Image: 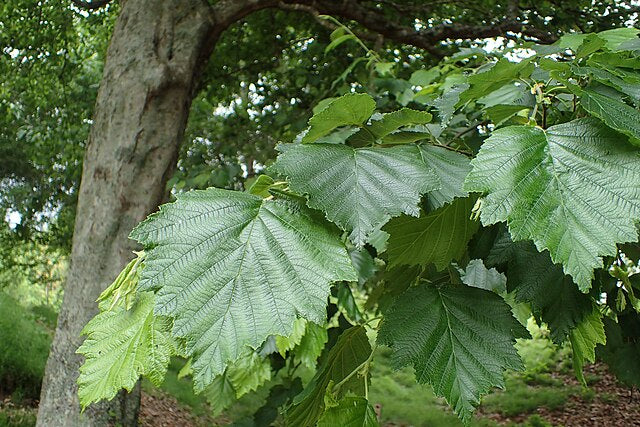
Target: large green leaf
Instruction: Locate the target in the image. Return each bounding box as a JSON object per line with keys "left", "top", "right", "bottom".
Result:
{"left": 227, "top": 349, "right": 272, "bottom": 397}
{"left": 287, "top": 326, "right": 372, "bottom": 426}
{"left": 273, "top": 144, "right": 443, "bottom": 246}
{"left": 569, "top": 308, "right": 605, "bottom": 386}
{"left": 490, "top": 236, "right": 594, "bottom": 344}
{"left": 303, "top": 93, "right": 376, "bottom": 143}
{"left": 384, "top": 196, "right": 479, "bottom": 270}
{"left": 378, "top": 284, "right": 525, "bottom": 424}
{"left": 465, "top": 118, "right": 640, "bottom": 290}
{"left": 318, "top": 397, "right": 379, "bottom": 427}
{"left": 77, "top": 292, "right": 172, "bottom": 408}
{"left": 130, "top": 188, "right": 356, "bottom": 390}
{"left": 579, "top": 88, "right": 640, "bottom": 146}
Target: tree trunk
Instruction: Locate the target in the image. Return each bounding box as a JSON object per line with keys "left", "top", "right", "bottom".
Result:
{"left": 37, "top": 0, "right": 216, "bottom": 424}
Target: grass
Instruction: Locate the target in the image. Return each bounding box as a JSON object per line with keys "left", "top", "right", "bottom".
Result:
{"left": 0, "top": 293, "right": 52, "bottom": 402}
{"left": 481, "top": 376, "right": 572, "bottom": 416}
{"left": 0, "top": 407, "right": 37, "bottom": 427}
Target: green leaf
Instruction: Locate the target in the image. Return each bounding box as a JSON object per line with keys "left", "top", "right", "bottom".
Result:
{"left": 419, "top": 144, "right": 471, "bottom": 210}
{"left": 378, "top": 284, "right": 525, "bottom": 424}
{"left": 579, "top": 88, "right": 640, "bottom": 146}
{"left": 432, "top": 83, "right": 469, "bottom": 124}
{"left": 325, "top": 34, "right": 357, "bottom": 54}
{"left": 460, "top": 259, "right": 507, "bottom": 293}
{"left": 492, "top": 237, "right": 594, "bottom": 344}
{"left": 569, "top": 309, "right": 605, "bottom": 386}
{"left": 227, "top": 349, "right": 272, "bottom": 397}
{"left": 303, "top": 94, "right": 376, "bottom": 143}
{"left": 275, "top": 318, "right": 307, "bottom": 357}
{"left": 410, "top": 68, "right": 440, "bottom": 86}
{"left": 77, "top": 292, "right": 173, "bottom": 408}
{"left": 572, "top": 66, "right": 640, "bottom": 105}
{"left": 484, "top": 105, "right": 529, "bottom": 127}
{"left": 597, "top": 316, "right": 640, "bottom": 387}
{"left": 293, "top": 320, "right": 329, "bottom": 369}
{"left": 273, "top": 143, "right": 441, "bottom": 246}
{"left": 287, "top": 326, "right": 372, "bottom": 426}
{"left": 458, "top": 59, "right": 533, "bottom": 105}
{"left": 598, "top": 28, "right": 640, "bottom": 51}
{"left": 96, "top": 251, "right": 145, "bottom": 311}
{"left": 205, "top": 372, "right": 236, "bottom": 416}
{"left": 465, "top": 118, "right": 640, "bottom": 290}
{"left": 589, "top": 51, "right": 640, "bottom": 70}
{"left": 349, "top": 108, "right": 432, "bottom": 146}
{"left": 318, "top": 396, "right": 380, "bottom": 427}
{"left": 384, "top": 196, "right": 479, "bottom": 270}
{"left": 130, "top": 188, "right": 356, "bottom": 390}
{"left": 337, "top": 282, "right": 363, "bottom": 322}
{"left": 477, "top": 83, "right": 533, "bottom": 108}
{"left": 349, "top": 247, "right": 377, "bottom": 285}
{"left": 247, "top": 174, "right": 275, "bottom": 197}
{"left": 369, "top": 108, "right": 433, "bottom": 141}
{"left": 576, "top": 34, "right": 606, "bottom": 59}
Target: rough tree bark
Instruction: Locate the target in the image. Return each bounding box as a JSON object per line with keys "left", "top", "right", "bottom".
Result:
{"left": 37, "top": 0, "right": 216, "bottom": 424}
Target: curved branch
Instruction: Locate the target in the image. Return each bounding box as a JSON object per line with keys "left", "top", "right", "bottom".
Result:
{"left": 277, "top": 0, "right": 556, "bottom": 56}
{"left": 209, "top": 0, "right": 557, "bottom": 60}
{"left": 71, "top": 0, "right": 113, "bottom": 10}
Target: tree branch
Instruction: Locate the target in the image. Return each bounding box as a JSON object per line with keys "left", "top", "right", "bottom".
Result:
{"left": 209, "top": 0, "right": 557, "bottom": 61}
{"left": 278, "top": 0, "right": 556, "bottom": 56}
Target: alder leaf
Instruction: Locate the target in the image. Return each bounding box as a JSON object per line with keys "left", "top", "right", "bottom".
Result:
{"left": 378, "top": 284, "right": 525, "bottom": 424}
{"left": 349, "top": 108, "right": 432, "bottom": 145}
{"left": 287, "top": 326, "right": 372, "bottom": 426}
{"left": 465, "top": 118, "right": 640, "bottom": 290}
{"left": 384, "top": 196, "right": 479, "bottom": 270}
{"left": 303, "top": 93, "right": 376, "bottom": 143}
{"left": 205, "top": 372, "right": 236, "bottom": 416}
{"left": 130, "top": 188, "right": 356, "bottom": 390}
{"left": 579, "top": 88, "right": 640, "bottom": 146}
{"left": 317, "top": 396, "right": 379, "bottom": 427}
{"left": 491, "top": 236, "right": 594, "bottom": 344}
{"left": 458, "top": 58, "right": 533, "bottom": 105}
{"left": 77, "top": 292, "right": 173, "bottom": 408}
{"left": 460, "top": 259, "right": 506, "bottom": 293}
{"left": 569, "top": 309, "right": 606, "bottom": 386}
{"left": 418, "top": 144, "right": 471, "bottom": 210}
{"left": 293, "top": 320, "right": 329, "bottom": 369}
{"left": 273, "top": 144, "right": 442, "bottom": 246}
{"left": 597, "top": 317, "right": 640, "bottom": 387}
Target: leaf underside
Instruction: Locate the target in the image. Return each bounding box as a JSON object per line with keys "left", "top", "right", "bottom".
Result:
{"left": 77, "top": 292, "right": 172, "bottom": 408}
{"left": 130, "top": 188, "right": 356, "bottom": 390}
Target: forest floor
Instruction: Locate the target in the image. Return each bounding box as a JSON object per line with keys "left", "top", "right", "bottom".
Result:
{"left": 132, "top": 360, "right": 640, "bottom": 427}
{"left": 1, "top": 292, "right": 639, "bottom": 427}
